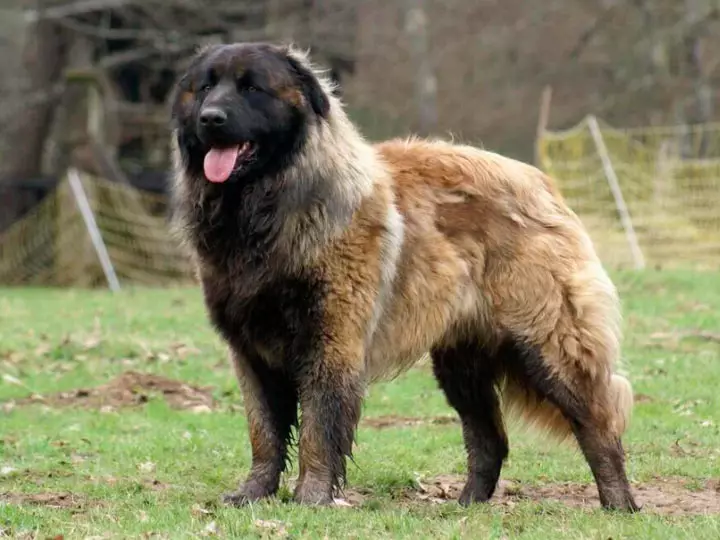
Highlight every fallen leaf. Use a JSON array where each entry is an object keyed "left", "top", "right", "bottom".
[
  {"left": 191, "top": 503, "right": 213, "bottom": 517},
  {"left": 1, "top": 401, "right": 15, "bottom": 413},
  {"left": 438, "top": 481, "right": 452, "bottom": 499},
  {"left": 190, "top": 404, "right": 212, "bottom": 414},
  {"left": 138, "top": 461, "right": 156, "bottom": 473},
  {"left": 82, "top": 336, "right": 101, "bottom": 350},
  {"left": 200, "top": 521, "right": 218, "bottom": 537},
  {"left": 1, "top": 466, "right": 17, "bottom": 476},
  {"left": 2, "top": 374, "right": 24, "bottom": 386},
  {"left": 254, "top": 520, "right": 288, "bottom": 536},
  {"left": 34, "top": 343, "right": 51, "bottom": 357}
]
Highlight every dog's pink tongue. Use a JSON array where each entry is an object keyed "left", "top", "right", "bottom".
[{"left": 204, "top": 147, "right": 239, "bottom": 183}]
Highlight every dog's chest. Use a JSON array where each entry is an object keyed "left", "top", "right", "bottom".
[{"left": 203, "top": 272, "right": 325, "bottom": 369}]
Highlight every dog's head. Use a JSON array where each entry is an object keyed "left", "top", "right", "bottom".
[{"left": 171, "top": 42, "right": 331, "bottom": 184}]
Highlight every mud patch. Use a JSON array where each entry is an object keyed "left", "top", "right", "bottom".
[
  {"left": 343, "top": 475, "right": 720, "bottom": 516},
  {"left": 0, "top": 491, "right": 95, "bottom": 513},
  {"left": 7, "top": 371, "right": 215, "bottom": 412},
  {"left": 362, "top": 415, "right": 458, "bottom": 429}
]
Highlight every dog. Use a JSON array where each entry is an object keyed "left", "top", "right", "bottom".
[{"left": 169, "top": 42, "right": 639, "bottom": 511}]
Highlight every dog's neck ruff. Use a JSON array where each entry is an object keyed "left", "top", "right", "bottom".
[{"left": 173, "top": 98, "right": 379, "bottom": 276}]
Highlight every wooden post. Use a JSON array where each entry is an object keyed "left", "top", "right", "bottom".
[
  {"left": 587, "top": 115, "right": 646, "bottom": 270},
  {"left": 67, "top": 168, "right": 121, "bottom": 292},
  {"left": 534, "top": 86, "right": 552, "bottom": 166},
  {"left": 405, "top": 0, "right": 437, "bottom": 135}
]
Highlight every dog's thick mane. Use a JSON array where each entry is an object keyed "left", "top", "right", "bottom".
[{"left": 171, "top": 46, "right": 379, "bottom": 278}]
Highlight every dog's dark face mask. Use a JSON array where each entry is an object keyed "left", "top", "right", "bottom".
[{"left": 171, "top": 42, "right": 330, "bottom": 184}]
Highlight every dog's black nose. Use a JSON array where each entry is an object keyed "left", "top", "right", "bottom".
[{"left": 199, "top": 107, "right": 227, "bottom": 127}]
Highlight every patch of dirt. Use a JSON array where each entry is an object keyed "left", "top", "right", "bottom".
[
  {"left": 362, "top": 415, "right": 458, "bottom": 429},
  {"left": 650, "top": 330, "right": 720, "bottom": 344},
  {"left": 91, "top": 474, "right": 170, "bottom": 492},
  {"left": 0, "top": 491, "right": 94, "bottom": 513},
  {"left": 343, "top": 475, "right": 720, "bottom": 516},
  {"left": 6, "top": 371, "right": 215, "bottom": 412}
]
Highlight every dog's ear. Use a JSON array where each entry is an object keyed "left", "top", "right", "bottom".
[{"left": 284, "top": 50, "right": 330, "bottom": 118}]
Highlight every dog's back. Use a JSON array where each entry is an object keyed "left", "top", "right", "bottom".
[{"left": 366, "top": 137, "right": 635, "bottom": 509}]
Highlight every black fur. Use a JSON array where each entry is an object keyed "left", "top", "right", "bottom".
[
  {"left": 502, "top": 339, "right": 639, "bottom": 511},
  {"left": 285, "top": 53, "right": 330, "bottom": 117},
  {"left": 171, "top": 42, "right": 358, "bottom": 505},
  {"left": 431, "top": 340, "right": 509, "bottom": 505},
  {"left": 296, "top": 358, "right": 363, "bottom": 496},
  {"left": 170, "top": 42, "right": 322, "bottom": 187},
  {"left": 202, "top": 273, "right": 325, "bottom": 376},
  {"left": 171, "top": 42, "right": 638, "bottom": 511},
  {"left": 433, "top": 337, "right": 637, "bottom": 511},
  {"left": 170, "top": 43, "right": 338, "bottom": 283},
  {"left": 222, "top": 349, "right": 298, "bottom": 506}
]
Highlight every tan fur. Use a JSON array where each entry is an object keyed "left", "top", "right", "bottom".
[
  {"left": 353, "top": 138, "right": 629, "bottom": 441},
  {"left": 172, "top": 45, "right": 635, "bottom": 508},
  {"left": 174, "top": 46, "right": 632, "bottom": 441}
]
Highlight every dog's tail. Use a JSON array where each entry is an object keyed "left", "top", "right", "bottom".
[
  {"left": 608, "top": 372, "right": 634, "bottom": 436},
  {"left": 500, "top": 371, "right": 634, "bottom": 442}
]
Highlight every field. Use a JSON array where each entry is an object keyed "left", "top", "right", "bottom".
[{"left": 1, "top": 270, "right": 719, "bottom": 538}]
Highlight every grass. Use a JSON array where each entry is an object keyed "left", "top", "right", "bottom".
[{"left": 1, "top": 269, "right": 719, "bottom": 538}]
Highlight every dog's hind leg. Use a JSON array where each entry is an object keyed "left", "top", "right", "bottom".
[
  {"left": 504, "top": 339, "right": 639, "bottom": 511},
  {"left": 223, "top": 348, "right": 298, "bottom": 506},
  {"left": 431, "top": 340, "right": 509, "bottom": 505},
  {"left": 492, "top": 256, "right": 638, "bottom": 511}
]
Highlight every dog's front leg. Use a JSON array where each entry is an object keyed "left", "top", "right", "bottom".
[
  {"left": 293, "top": 348, "right": 364, "bottom": 505},
  {"left": 224, "top": 348, "right": 298, "bottom": 506}
]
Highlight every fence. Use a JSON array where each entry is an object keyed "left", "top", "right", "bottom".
[
  {"left": 2, "top": 116, "right": 720, "bottom": 288},
  {"left": 0, "top": 171, "right": 194, "bottom": 288},
  {"left": 537, "top": 117, "right": 720, "bottom": 270}
]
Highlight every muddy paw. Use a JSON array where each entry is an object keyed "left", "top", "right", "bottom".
[
  {"left": 458, "top": 480, "right": 494, "bottom": 507},
  {"left": 222, "top": 481, "right": 275, "bottom": 506},
  {"left": 293, "top": 482, "right": 333, "bottom": 506}
]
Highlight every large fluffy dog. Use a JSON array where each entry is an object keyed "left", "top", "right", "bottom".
[{"left": 169, "top": 42, "right": 638, "bottom": 511}]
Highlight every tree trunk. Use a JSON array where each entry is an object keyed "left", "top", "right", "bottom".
[
  {"left": 0, "top": 12, "right": 68, "bottom": 231},
  {"left": 404, "top": 0, "right": 437, "bottom": 136}
]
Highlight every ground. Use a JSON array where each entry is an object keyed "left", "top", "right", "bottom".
[{"left": 1, "top": 270, "right": 719, "bottom": 539}]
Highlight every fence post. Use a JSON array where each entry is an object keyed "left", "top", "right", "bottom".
[
  {"left": 534, "top": 86, "right": 552, "bottom": 166},
  {"left": 67, "top": 168, "right": 121, "bottom": 291},
  {"left": 587, "top": 115, "right": 646, "bottom": 270},
  {"left": 404, "top": 0, "right": 437, "bottom": 135}
]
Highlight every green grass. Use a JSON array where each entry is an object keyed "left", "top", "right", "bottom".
[{"left": 1, "top": 269, "right": 719, "bottom": 538}]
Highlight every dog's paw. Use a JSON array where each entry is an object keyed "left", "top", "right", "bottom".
[
  {"left": 222, "top": 481, "right": 274, "bottom": 507},
  {"left": 293, "top": 482, "right": 333, "bottom": 506},
  {"left": 457, "top": 479, "right": 495, "bottom": 507}
]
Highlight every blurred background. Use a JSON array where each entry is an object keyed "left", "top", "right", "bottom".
[{"left": 1, "top": 0, "right": 720, "bottom": 290}]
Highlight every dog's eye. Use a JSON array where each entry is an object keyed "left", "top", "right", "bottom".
[
  {"left": 246, "top": 85, "right": 257, "bottom": 93},
  {"left": 200, "top": 84, "right": 212, "bottom": 93}
]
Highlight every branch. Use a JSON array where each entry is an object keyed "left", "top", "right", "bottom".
[
  {"left": 24, "top": 0, "right": 133, "bottom": 22},
  {"left": 55, "top": 17, "right": 167, "bottom": 41},
  {"left": 568, "top": 1, "right": 626, "bottom": 60}
]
